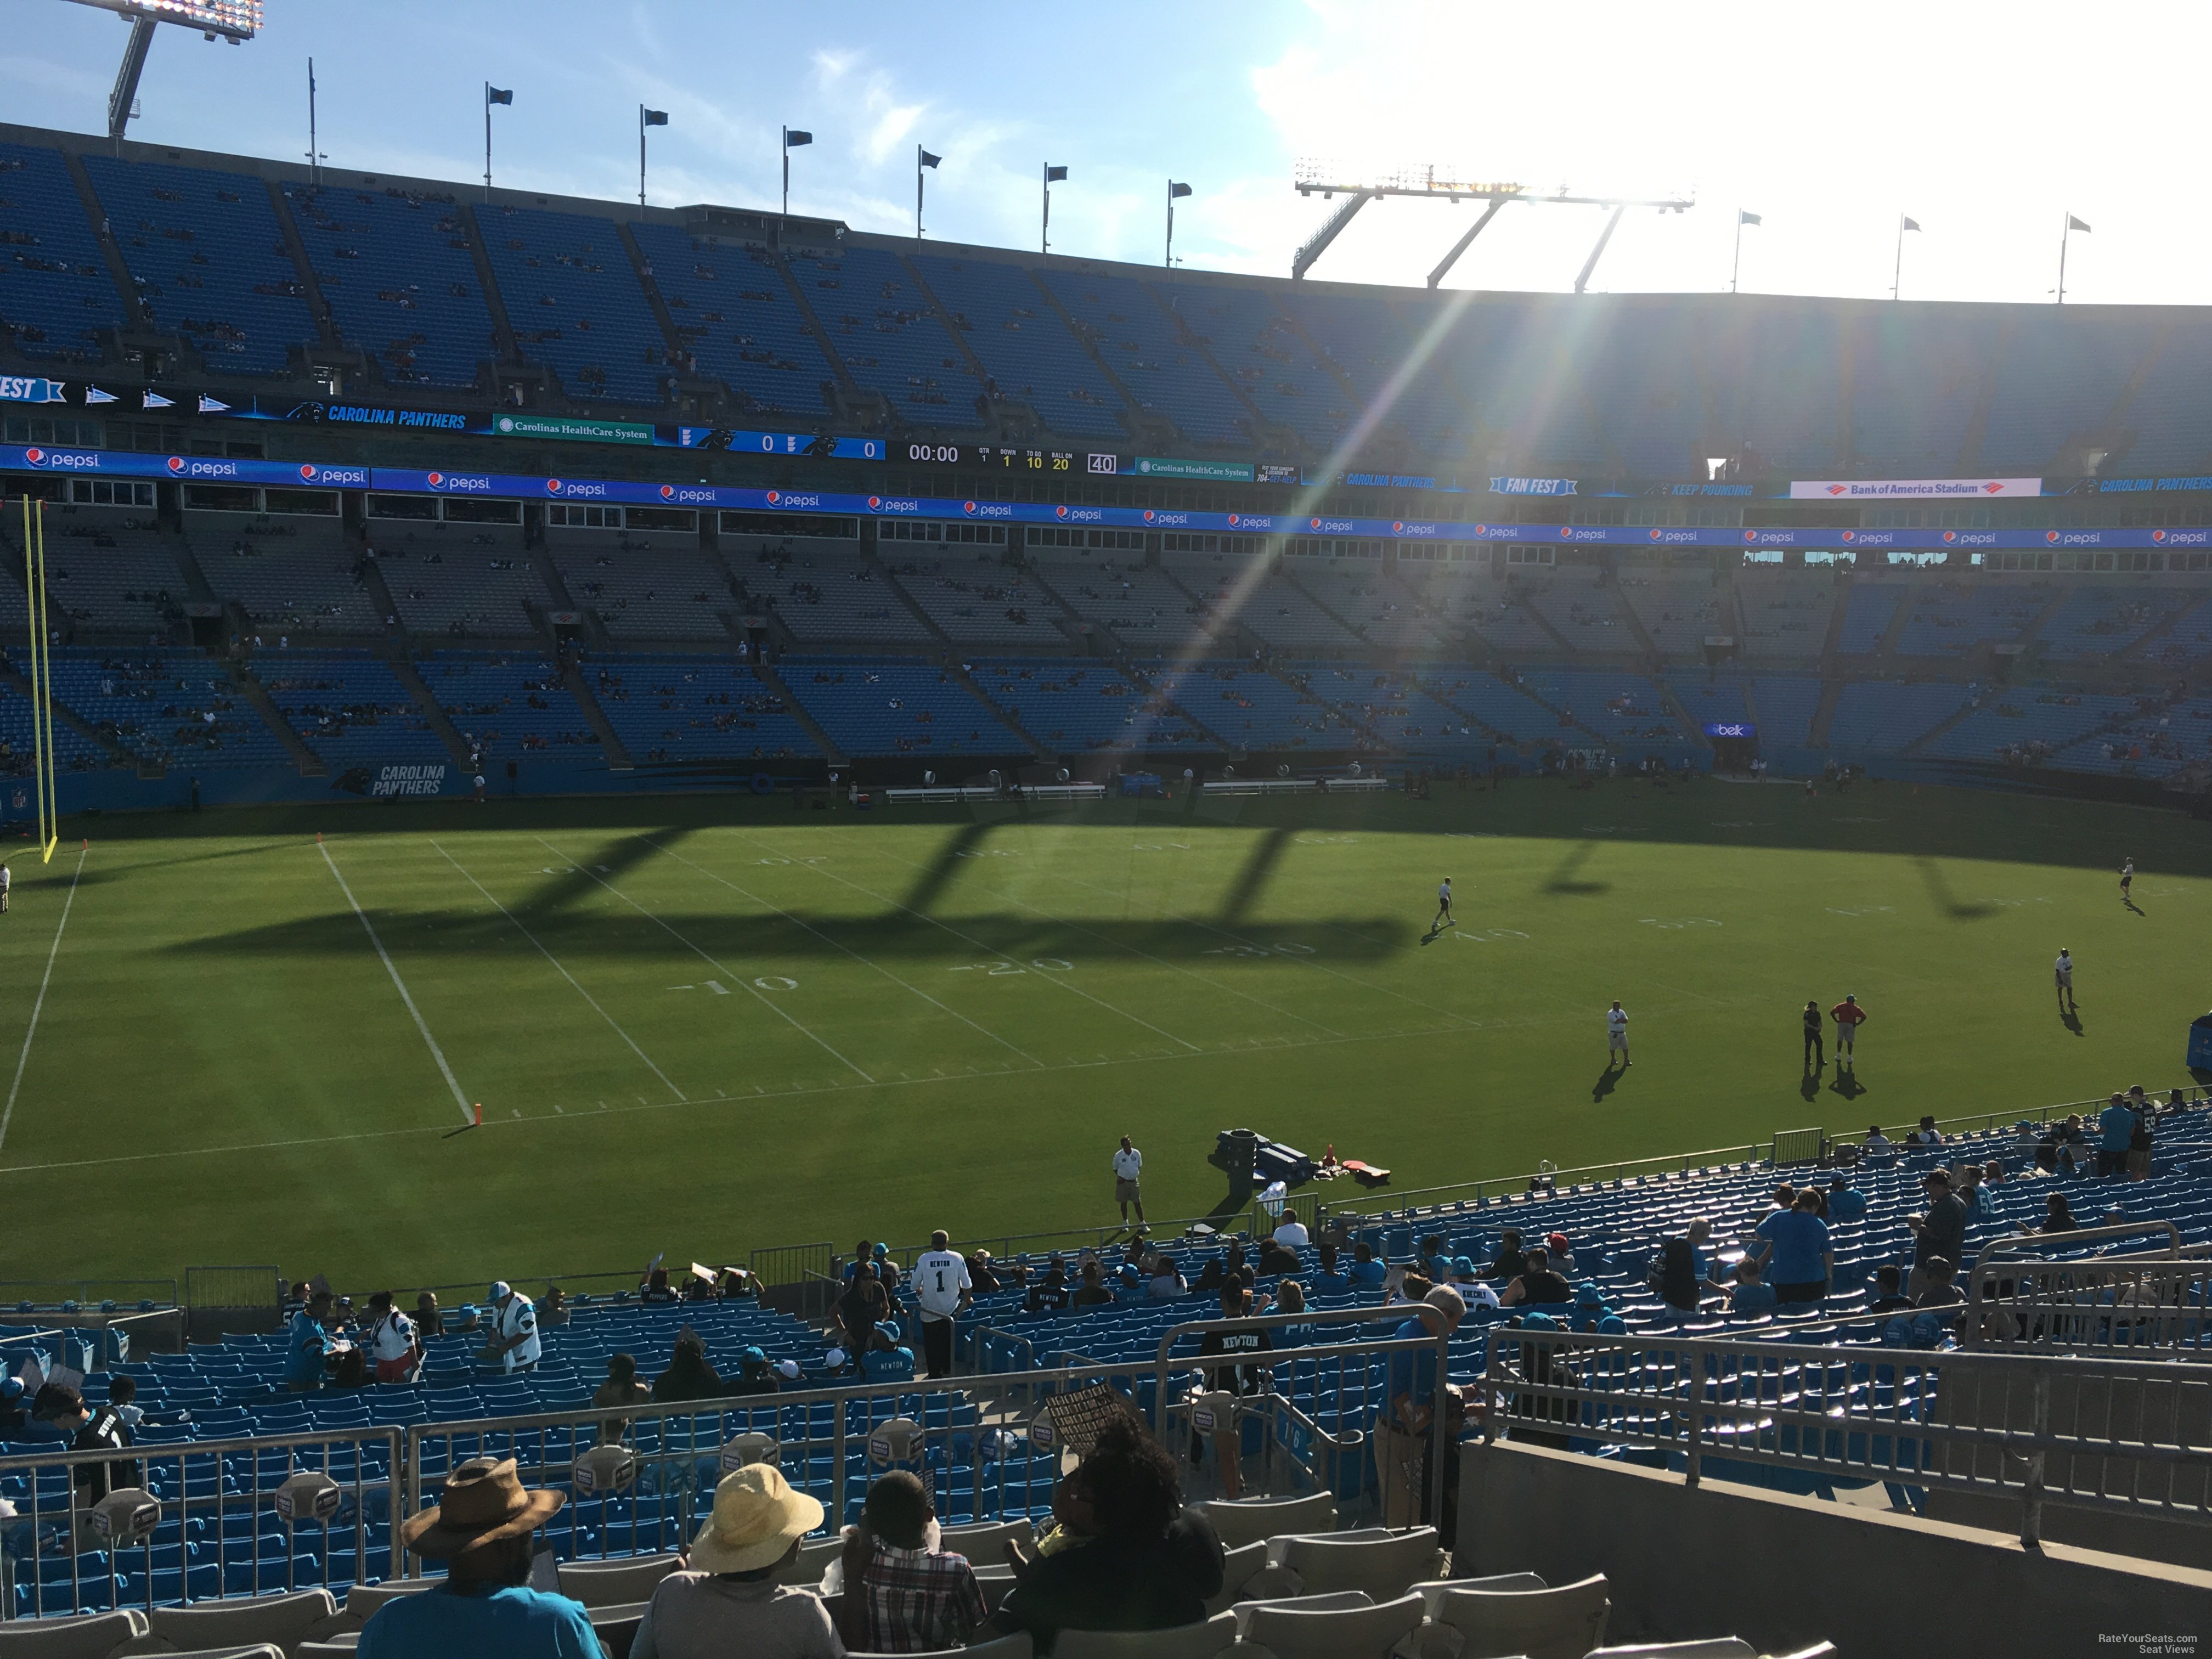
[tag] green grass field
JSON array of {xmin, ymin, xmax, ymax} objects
[{"xmin": 0, "ymin": 776, "xmax": 2204, "ymax": 1293}]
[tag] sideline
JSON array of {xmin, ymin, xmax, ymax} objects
[{"xmin": 0, "ymin": 844, "xmax": 88, "ymax": 1155}]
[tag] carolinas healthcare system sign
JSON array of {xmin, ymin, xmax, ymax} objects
[{"xmin": 1790, "ymin": 477, "xmax": 2042, "ymax": 500}]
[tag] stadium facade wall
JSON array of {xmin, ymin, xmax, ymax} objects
[{"xmin": 1462, "ymin": 1438, "xmax": 2212, "ymax": 1654}]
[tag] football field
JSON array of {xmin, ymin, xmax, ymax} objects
[{"xmin": 0, "ymin": 776, "xmax": 2204, "ymax": 1291}]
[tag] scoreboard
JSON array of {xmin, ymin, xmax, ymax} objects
[{"xmin": 905, "ymin": 444, "xmax": 1077, "ymax": 472}]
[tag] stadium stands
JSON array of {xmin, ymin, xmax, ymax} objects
[
  {"xmin": 419, "ymin": 652, "xmax": 600, "ymax": 759},
  {"xmin": 1040, "ymin": 269, "xmax": 1250, "ymax": 444},
  {"xmin": 629, "ymin": 223, "xmax": 839, "ymax": 416},
  {"xmin": 81, "ymin": 153, "xmax": 317, "ymax": 377},
  {"xmin": 1150, "ymin": 659, "xmax": 1368, "ymax": 752},
  {"xmin": 190, "ymin": 510, "xmax": 379, "ymax": 637},
  {"xmin": 1824, "ymin": 679, "xmax": 1973, "ymax": 753},
  {"xmin": 545, "ymin": 530, "xmax": 735, "ymax": 644},
  {"xmin": 779, "ymin": 655, "xmax": 1016, "ymax": 757},
  {"xmin": 979, "ymin": 658, "xmax": 1207, "ymax": 752},
  {"xmin": 284, "ymin": 183, "xmax": 494, "ymax": 390},
  {"xmin": 913, "ymin": 254, "xmax": 1126, "ymax": 439},
  {"xmin": 591, "ymin": 653, "xmax": 819, "ymax": 761},
  {"xmin": 800, "ymin": 245, "xmax": 979, "ymax": 427},
  {"xmin": 257, "ymin": 650, "xmax": 448, "ymax": 766},
  {"xmin": 743, "ymin": 541, "xmax": 937, "ymax": 646},
  {"xmin": 366, "ymin": 522, "xmax": 540, "ymax": 639},
  {"xmin": 13, "ymin": 507, "xmax": 188, "ymax": 639},
  {"xmin": 881, "ymin": 549, "xmax": 1071, "ymax": 650},
  {"xmin": 477, "ymin": 204, "xmax": 667, "ymax": 404},
  {"xmin": 0, "ymin": 140, "xmax": 132, "ymax": 360},
  {"xmin": 38, "ymin": 647, "xmax": 286, "ymax": 767}
]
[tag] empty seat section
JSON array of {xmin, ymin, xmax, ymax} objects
[
  {"xmin": 779, "ymin": 656, "xmax": 1017, "ymax": 757},
  {"xmin": 1823, "ymin": 679, "xmax": 1970, "ymax": 751},
  {"xmin": 1623, "ymin": 577, "xmax": 1726, "ymax": 654},
  {"xmin": 369, "ymin": 523, "xmax": 543, "ymax": 638},
  {"xmin": 912, "ymin": 255, "xmax": 1124, "ymax": 438},
  {"xmin": 796, "ymin": 245, "xmax": 978, "ymax": 428},
  {"xmin": 1184, "ymin": 286, "xmax": 1348, "ymax": 451},
  {"xmin": 590, "ymin": 654, "xmax": 817, "ymax": 761},
  {"xmin": 1039, "ymin": 270, "xmax": 1248, "ymax": 444},
  {"xmin": 0, "ymin": 141, "xmax": 131, "ymax": 359},
  {"xmin": 1147, "ymin": 659, "xmax": 1364, "ymax": 751},
  {"xmin": 1748, "ymin": 676, "xmax": 1824, "ymax": 747},
  {"xmin": 38, "ymin": 648, "xmax": 285, "ymax": 768},
  {"xmin": 737, "ymin": 541, "xmax": 933, "ymax": 646},
  {"xmin": 192, "ymin": 511, "xmax": 378, "ymax": 636},
  {"xmin": 478, "ymin": 205, "xmax": 667, "ymax": 403},
  {"xmin": 1836, "ymin": 582, "xmax": 1910, "ymax": 654},
  {"xmin": 1288, "ymin": 563, "xmax": 1443, "ymax": 651},
  {"xmin": 1736, "ymin": 570, "xmax": 1839, "ymax": 661},
  {"xmin": 82, "ymin": 154, "xmax": 316, "ymax": 376},
  {"xmin": 1517, "ymin": 669, "xmax": 1683, "ymax": 744},
  {"xmin": 1280, "ymin": 288, "xmax": 1468, "ymax": 458},
  {"xmin": 629, "ymin": 224, "xmax": 837, "ymax": 416},
  {"xmin": 1031, "ymin": 557, "xmax": 1216, "ymax": 651},
  {"xmin": 547, "ymin": 532, "xmax": 733, "ymax": 644},
  {"xmin": 1171, "ymin": 560, "xmax": 1356, "ymax": 650},
  {"xmin": 9, "ymin": 506, "xmax": 183, "ymax": 636},
  {"xmin": 421, "ymin": 652, "xmax": 602, "ymax": 759},
  {"xmin": 882, "ymin": 544, "xmax": 1066, "ymax": 650},
  {"xmin": 2035, "ymin": 586, "xmax": 2190, "ymax": 660},
  {"xmin": 259, "ymin": 650, "xmax": 448, "ymax": 766},
  {"xmin": 976, "ymin": 659, "xmax": 1207, "ymax": 752},
  {"xmin": 285, "ymin": 183, "xmax": 494, "ymax": 389},
  {"xmin": 1893, "ymin": 580, "xmax": 2047, "ymax": 657}
]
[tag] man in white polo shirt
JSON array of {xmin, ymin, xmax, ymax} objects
[
  {"xmin": 480, "ymin": 1282, "xmax": 540, "ymax": 1374},
  {"xmin": 908, "ymin": 1229, "xmax": 972, "ymax": 1381},
  {"xmin": 1112, "ymin": 1136, "xmax": 1145, "ymax": 1228}
]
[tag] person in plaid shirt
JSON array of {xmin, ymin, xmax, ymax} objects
[{"xmin": 839, "ymin": 1472, "xmax": 987, "ymax": 1654}]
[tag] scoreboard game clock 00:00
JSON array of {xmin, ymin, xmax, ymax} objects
[{"xmin": 905, "ymin": 443, "xmax": 1084, "ymax": 472}]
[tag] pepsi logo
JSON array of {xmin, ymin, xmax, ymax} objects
[
  {"xmin": 2046, "ymin": 531, "xmax": 2060, "ymax": 544},
  {"xmin": 2153, "ymin": 528, "xmax": 2167, "ymax": 543},
  {"xmin": 1561, "ymin": 526, "xmax": 1575, "ymax": 539},
  {"xmin": 1843, "ymin": 531, "xmax": 1856, "ymax": 542},
  {"xmin": 1392, "ymin": 522, "xmax": 1404, "ymax": 533},
  {"xmin": 1227, "ymin": 514, "xmax": 1240, "ymax": 527},
  {"xmin": 427, "ymin": 473, "xmax": 444, "ymax": 487},
  {"xmin": 22, "ymin": 448, "xmax": 41, "ymax": 466},
  {"xmin": 866, "ymin": 495, "xmax": 881, "ymax": 510},
  {"xmin": 1942, "ymin": 531, "xmax": 1956, "ymax": 543},
  {"xmin": 545, "ymin": 478, "xmax": 563, "ymax": 494},
  {"xmin": 1649, "ymin": 528, "xmax": 1662, "ymax": 541},
  {"xmin": 1054, "ymin": 505, "xmax": 1068, "ymax": 520},
  {"xmin": 1742, "ymin": 530, "xmax": 1757, "ymax": 543},
  {"xmin": 166, "ymin": 455, "xmax": 185, "ymax": 473},
  {"xmin": 766, "ymin": 490, "xmax": 781, "ymax": 505},
  {"xmin": 1143, "ymin": 510, "xmax": 1156, "ymax": 523},
  {"xmin": 1309, "ymin": 517, "xmax": 1322, "ymax": 530},
  {"xmin": 659, "ymin": 484, "xmax": 674, "ymax": 500},
  {"xmin": 962, "ymin": 500, "xmax": 977, "ymax": 515},
  {"xmin": 298, "ymin": 464, "xmax": 317, "ymax": 482},
  {"xmin": 1472, "ymin": 523, "xmax": 1486, "ymax": 535}
]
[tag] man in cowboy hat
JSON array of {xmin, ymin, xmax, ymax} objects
[
  {"xmin": 358, "ymin": 1457, "xmax": 596, "ymax": 1656},
  {"xmin": 630, "ymin": 1463, "xmax": 842, "ymax": 1658}
]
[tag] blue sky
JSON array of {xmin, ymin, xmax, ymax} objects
[{"xmin": 6, "ymin": 1, "xmax": 2209, "ymax": 307}]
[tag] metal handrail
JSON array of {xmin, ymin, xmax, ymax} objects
[
  {"xmin": 1477, "ymin": 1324, "xmax": 2212, "ymax": 1547},
  {"xmin": 1969, "ymin": 1220, "xmax": 2186, "ymax": 1270}
]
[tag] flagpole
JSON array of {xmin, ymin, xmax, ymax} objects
[
  {"xmin": 1041, "ymin": 163, "xmax": 1049, "ymax": 255},
  {"xmin": 1731, "ymin": 210, "xmax": 1742, "ymax": 294},
  {"xmin": 1892, "ymin": 213, "xmax": 1903, "ymax": 301},
  {"xmin": 2057, "ymin": 211, "xmax": 2069, "ymax": 305},
  {"xmin": 484, "ymin": 82, "xmax": 492, "ymax": 203},
  {"xmin": 639, "ymin": 106, "xmax": 647, "ymax": 210},
  {"xmin": 916, "ymin": 144, "xmax": 923, "ymax": 239}
]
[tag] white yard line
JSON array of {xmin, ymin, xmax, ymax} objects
[
  {"xmin": 536, "ymin": 836, "xmax": 874, "ymax": 1084},
  {"xmin": 432, "ymin": 840, "xmax": 687, "ymax": 1102},
  {"xmin": 726, "ymin": 828, "xmax": 1201, "ymax": 1053},
  {"xmin": 0, "ymin": 845, "xmax": 86, "ymax": 1156},
  {"xmin": 642, "ymin": 836, "xmax": 1046, "ymax": 1068},
  {"xmin": 320, "ymin": 839, "xmax": 473, "ymax": 1122},
  {"xmin": 0, "ymin": 1018, "xmax": 1464, "ymax": 1179}
]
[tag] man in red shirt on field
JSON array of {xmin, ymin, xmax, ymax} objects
[{"xmin": 1830, "ymin": 995, "xmax": 1867, "ymax": 1071}]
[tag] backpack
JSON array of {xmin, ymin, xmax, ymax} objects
[{"xmin": 1650, "ymin": 1237, "xmax": 1697, "ymax": 1307}]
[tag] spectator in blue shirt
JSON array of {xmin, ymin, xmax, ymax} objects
[
  {"xmin": 284, "ymin": 1292, "xmax": 335, "ymax": 1392},
  {"xmin": 359, "ymin": 1457, "xmax": 595, "ymax": 1658},
  {"xmin": 863, "ymin": 1323, "xmax": 917, "ymax": 1383},
  {"xmin": 1728, "ymin": 1259, "xmax": 1779, "ymax": 1315},
  {"xmin": 1825, "ymin": 1175, "xmax": 1867, "ymax": 1223},
  {"xmin": 1311, "ymin": 1239, "xmax": 1350, "ymax": 1297},
  {"xmin": 1753, "ymin": 1190, "xmax": 1835, "ymax": 1305},
  {"xmin": 1345, "ymin": 1241, "xmax": 1388, "ymax": 1288},
  {"xmin": 2099, "ymin": 1094, "xmax": 2137, "ymax": 1178}
]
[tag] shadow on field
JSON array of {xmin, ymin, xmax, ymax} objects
[
  {"xmin": 1543, "ymin": 842, "xmax": 1609, "ymax": 896},
  {"xmin": 1914, "ymin": 858, "xmax": 1999, "ymax": 921},
  {"xmin": 2061, "ymin": 1006, "xmax": 2086, "ymax": 1038},
  {"xmin": 157, "ymin": 909, "xmax": 1401, "ymax": 963},
  {"xmin": 1592, "ymin": 1065, "xmax": 1622, "ymax": 1103},
  {"xmin": 1828, "ymin": 1070, "xmax": 1867, "ymax": 1101}
]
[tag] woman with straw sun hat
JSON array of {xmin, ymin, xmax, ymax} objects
[{"xmin": 631, "ymin": 1463, "xmax": 842, "ymax": 1658}]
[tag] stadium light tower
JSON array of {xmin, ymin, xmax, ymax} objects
[
  {"xmin": 61, "ymin": 0, "xmax": 263, "ymax": 142},
  {"xmin": 1289, "ymin": 160, "xmax": 1694, "ymax": 288}
]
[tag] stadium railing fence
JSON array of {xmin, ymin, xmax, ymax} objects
[
  {"xmin": 0, "ymin": 1280, "xmax": 177, "ymax": 1312},
  {"xmin": 1477, "ymin": 1324, "xmax": 2212, "ymax": 1548}
]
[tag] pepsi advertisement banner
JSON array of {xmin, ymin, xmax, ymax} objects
[{"xmin": 5, "ymin": 444, "xmax": 2210, "ymax": 551}]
